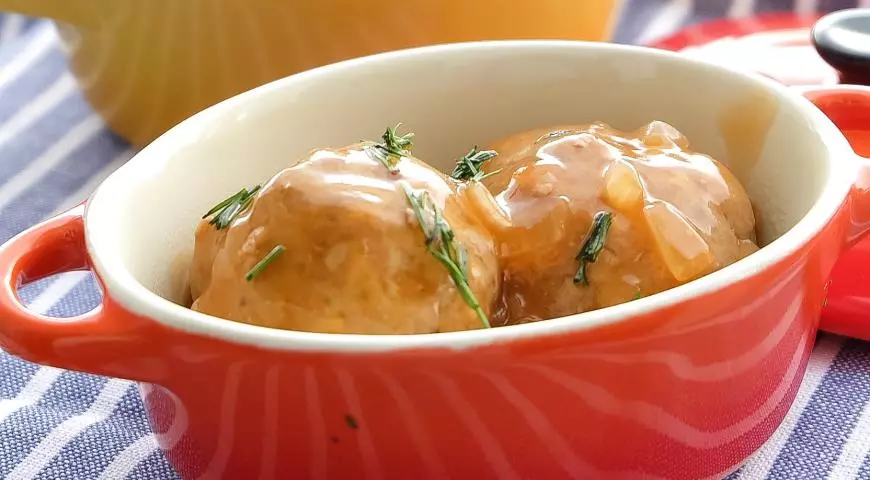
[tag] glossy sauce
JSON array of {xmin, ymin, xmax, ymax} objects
[
  {"xmin": 190, "ymin": 144, "xmax": 500, "ymax": 334},
  {"xmin": 190, "ymin": 122, "xmax": 760, "ymax": 334},
  {"xmin": 482, "ymin": 121, "xmax": 758, "ymax": 325}
]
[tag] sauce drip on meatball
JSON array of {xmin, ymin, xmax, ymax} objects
[
  {"xmin": 481, "ymin": 121, "xmax": 758, "ymax": 326},
  {"xmin": 191, "ymin": 137, "xmax": 500, "ymax": 334},
  {"xmin": 189, "ymin": 121, "xmax": 759, "ymax": 334}
]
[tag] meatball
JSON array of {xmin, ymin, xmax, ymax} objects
[
  {"xmin": 189, "ymin": 222, "xmax": 226, "ymax": 300},
  {"xmin": 190, "ymin": 141, "xmax": 500, "ymax": 334},
  {"xmin": 481, "ymin": 121, "xmax": 758, "ymax": 325}
]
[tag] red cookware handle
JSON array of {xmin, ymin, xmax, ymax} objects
[
  {"xmin": 802, "ymin": 87, "xmax": 870, "ymax": 340},
  {"xmin": 0, "ymin": 203, "xmax": 161, "ymax": 382}
]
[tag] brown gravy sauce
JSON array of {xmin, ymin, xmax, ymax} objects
[{"xmin": 188, "ymin": 121, "xmax": 760, "ymax": 332}]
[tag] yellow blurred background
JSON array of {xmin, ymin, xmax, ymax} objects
[{"xmin": 2, "ymin": 0, "xmax": 619, "ymax": 146}]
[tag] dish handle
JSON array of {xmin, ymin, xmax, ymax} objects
[
  {"xmin": 802, "ymin": 87, "xmax": 870, "ymax": 340},
  {"xmin": 0, "ymin": 203, "xmax": 163, "ymax": 383}
]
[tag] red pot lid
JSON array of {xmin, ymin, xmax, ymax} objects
[{"xmin": 647, "ymin": 12, "xmax": 840, "ymax": 87}]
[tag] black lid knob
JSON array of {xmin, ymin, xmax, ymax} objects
[{"xmin": 812, "ymin": 8, "xmax": 870, "ymax": 84}]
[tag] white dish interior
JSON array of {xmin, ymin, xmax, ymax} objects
[{"xmin": 84, "ymin": 40, "xmax": 854, "ymax": 351}]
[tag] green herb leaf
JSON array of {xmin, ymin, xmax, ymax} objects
[
  {"xmin": 202, "ymin": 185, "xmax": 261, "ymax": 230},
  {"xmin": 632, "ymin": 288, "xmax": 642, "ymax": 300},
  {"xmin": 404, "ymin": 187, "xmax": 491, "ymax": 328},
  {"xmin": 382, "ymin": 123, "xmax": 414, "ymax": 151},
  {"xmin": 365, "ymin": 123, "xmax": 414, "ymax": 174},
  {"xmin": 245, "ymin": 245, "xmax": 286, "ymax": 281},
  {"xmin": 574, "ymin": 211, "xmax": 613, "ymax": 286},
  {"xmin": 345, "ymin": 414, "xmax": 359, "ymax": 430},
  {"xmin": 449, "ymin": 146, "xmax": 499, "ymax": 182}
]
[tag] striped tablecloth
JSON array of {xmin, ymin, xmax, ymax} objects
[{"xmin": 2, "ymin": 1, "xmax": 870, "ymax": 478}]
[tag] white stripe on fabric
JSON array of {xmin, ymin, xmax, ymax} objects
[
  {"xmin": 634, "ymin": 0, "xmax": 693, "ymax": 46},
  {"xmin": 828, "ymin": 400, "xmax": 870, "ymax": 479},
  {"xmin": 97, "ymin": 433, "xmax": 159, "ymax": 480},
  {"xmin": 24, "ymin": 271, "xmax": 90, "ymax": 314},
  {"xmin": 50, "ymin": 148, "xmax": 135, "ymax": 216},
  {"xmin": 0, "ymin": 25, "xmax": 56, "ymax": 93},
  {"xmin": 0, "ymin": 368, "xmax": 63, "ymax": 426},
  {"xmin": 5, "ymin": 379, "xmax": 131, "ymax": 480},
  {"xmin": 0, "ymin": 73, "xmax": 78, "ymax": 153},
  {"xmin": 0, "ymin": 14, "xmax": 26, "ymax": 45},
  {"xmin": 4, "ymin": 269, "xmax": 88, "ymax": 352},
  {"xmin": 0, "ymin": 113, "xmax": 104, "ymax": 213},
  {"xmin": 736, "ymin": 335, "xmax": 846, "ymax": 480},
  {"xmin": 795, "ymin": 0, "xmax": 820, "ymax": 14},
  {"xmin": 728, "ymin": 0, "xmax": 757, "ymax": 18},
  {"xmin": 0, "ymin": 274, "xmax": 92, "ymax": 425}
]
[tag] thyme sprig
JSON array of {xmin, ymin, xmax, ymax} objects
[
  {"xmin": 574, "ymin": 211, "xmax": 613, "ymax": 286},
  {"xmin": 449, "ymin": 146, "xmax": 499, "ymax": 182},
  {"xmin": 345, "ymin": 414, "xmax": 359, "ymax": 430},
  {"xmin": 202, "ymin": 185, "xmax": 261, "ymax": 230},
  {"xmin": 245, "ymin": 245, "xmax": 286, "ymax": 281},
  {"xmin": 404, "ymin": 187, "xmax": 490, "ymax": 328},
  {"xmin": 365, "ymin": 124, "xmax": 414, "ymax": 174}
]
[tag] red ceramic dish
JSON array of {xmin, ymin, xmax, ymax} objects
[{"xmin": 0, "ymin": 41, "xmax": 869, "ymax": 479}]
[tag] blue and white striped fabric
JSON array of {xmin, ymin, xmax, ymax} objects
[{"xmin": 1, "ymin": 1, "xmax": 870, "ymax": 478}]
